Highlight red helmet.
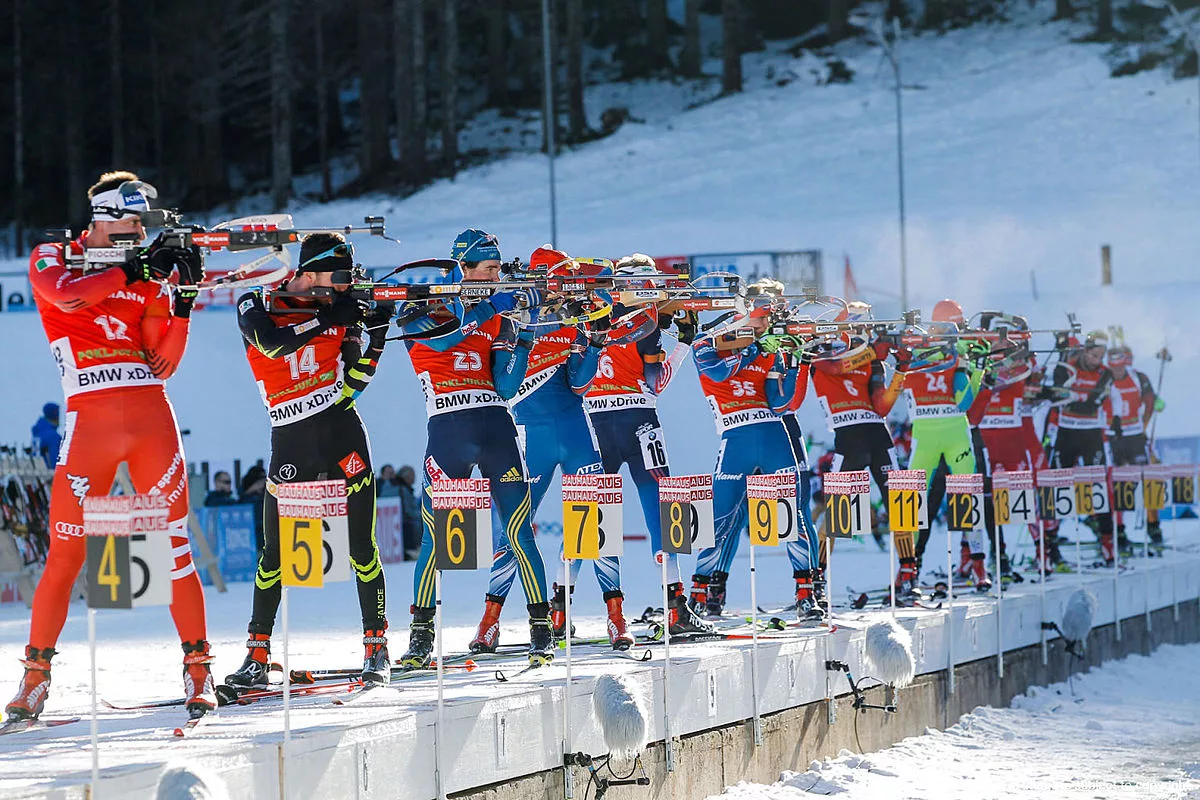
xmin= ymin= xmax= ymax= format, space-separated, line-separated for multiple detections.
xmin=931 ymin=299 xmax=964 ymax=325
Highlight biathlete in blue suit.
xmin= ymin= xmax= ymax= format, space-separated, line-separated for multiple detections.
xmin=468 ymin=247 xmax=634 ymax=652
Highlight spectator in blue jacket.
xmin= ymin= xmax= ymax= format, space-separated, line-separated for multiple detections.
xmin=31 ymin=403 xmax=61 ymax=468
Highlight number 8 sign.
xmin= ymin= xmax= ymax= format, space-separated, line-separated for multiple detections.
xmin=431 ymin=479 xmax=492 ymax=570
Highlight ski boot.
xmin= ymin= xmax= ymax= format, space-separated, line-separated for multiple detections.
xmin=687 ymin=575 xmax=710 ymax=618
xmin=1148 ymin=521 xmax=1165 ymax=556
xmin=605 ymin=592 xmax=635 ymax=651
xmin=362 ymin=629 xmax=390 ymax=686
xmin=955 ymin=540 xmax=972 ymax=581
xmin=999 ymin=555 xmax=1024 ymax=585
xmin=812 ymin=567 xmax=828 ymax=609
xmin=706 ymin=571 xmax=729 ymax=617
xmin=400 ymin=607 xmax=435 ymax=668
xmin=182 ymin=640 xmax=217 ymax=717
xmin=224 ymin=633 xmax=271 ymax=690
xmin=1099 ymin=533 xmax=1116 ymax=566
xmin=668 ymin=583 xmax=717 ymax=638
xmin=794 ymin=571 xmax=825 ymax=624
xmin=528 ymin=603 xmax=555 ymax=666
xmin=469 ymin=597 xmax=504 ymax=654
xmin=549 ymin=584 xmax=577 ymax=642
xmin=4 ymin=646 xmax=54 ymax=722
xmin=1116 ymin=525 xmax=1134 ymax=558
xmin=894 ymin=558 xmax=921 ymax=604
xmin=969 ymin=556 xmax=993 ymax=593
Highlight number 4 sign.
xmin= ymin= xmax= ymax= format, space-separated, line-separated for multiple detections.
xmin=823 ymin=471 xmax=871 ymax=538
xmin=431 ymin=479 xmax=492 ymax=570
xmin=84 ymin=495 xmax=173 ymax=609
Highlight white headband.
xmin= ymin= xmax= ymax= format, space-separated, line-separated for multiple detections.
xmin=90 ymin=180 xmax=156 ymax=222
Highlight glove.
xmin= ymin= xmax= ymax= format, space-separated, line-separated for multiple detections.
xmin=172 ymin=287 xmax=199 ymax=319
xmin=584 ymin=313 xmax=611 ymax=348
xmin=955 ymin=338 xmax=988 ymax=360
xmin=1154 ymin=397 xmax=1166 ymax=413
xmin=758 ymin=334 xmax=785 ymax=355
xmin=120 ymin=256 xmax=154 ymax=285
xmin=319 ymin=294 xmax=367 ymax=328
xmin=489 ymin=287 xmax=542 ymax=314
xmin=174 ymin=246 xmax=206 ymax=287
xmin=674 ymin=311 xmax=698 ymax=346
xmin=364 ymin=303 xmax=395 ymax=346
xmin=982 ymin=368 xmax=998 ymax=389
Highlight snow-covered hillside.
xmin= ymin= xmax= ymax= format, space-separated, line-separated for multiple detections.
xmin=1 ymin=9 xmax=1197 ymax=477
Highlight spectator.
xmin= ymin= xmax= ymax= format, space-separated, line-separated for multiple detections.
xmin=203 ymin=471 xmax=239 ymax=508
xmin=377 ymin=463 xmax=401 ymax=498
xmin=31 ymin=403 xmax=61 ymax=469
xmin=239 ymin=465 xmax=268 ymax=553
xmin=396 ymin=465 xmax=421 ymax=560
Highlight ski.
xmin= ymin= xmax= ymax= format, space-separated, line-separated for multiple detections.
xmin=0 ymin=717 xmax=81 ymax=736
xmin=849 ymin=591 xmax=943 ymax=612
xmin=494 ymin=661 xmax=554 ymax=682
xmin=757 ymin=603 xmax=797 ymax=616
xmin=290 ymin=656 xmax=489 ymax=685
xmin=213 ymin=680 xmax=362 ymax=708
xmin=172 ymin=710 xmax=212 ymax=738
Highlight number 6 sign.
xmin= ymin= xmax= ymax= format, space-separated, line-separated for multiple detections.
xmin=431 ymin=479 xmax=492 ymax=570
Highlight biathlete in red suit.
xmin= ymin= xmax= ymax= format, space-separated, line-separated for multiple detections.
xmin=7 ymin=171 xmax=214 ymax=722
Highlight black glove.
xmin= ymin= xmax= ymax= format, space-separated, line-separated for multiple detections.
xmin=364 ymin=303 xmax=395 ymax=346
xmin=174 ymin=246 xmax=205 ymax=287
xmin=120 ymin=236 xmax=169 ymax=285
xmin=319 ymin=294 xmax=367 ymax=328
xmin=585 ymin=313 xmax=611 ymax=348
xmin=674 ymin=311 xmax=698 ymax=346
xmin=172 ymin=287 xmax=199 ymax=319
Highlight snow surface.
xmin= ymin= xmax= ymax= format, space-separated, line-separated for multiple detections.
xmin=710 ymin=642 xmax=1200 ymax=800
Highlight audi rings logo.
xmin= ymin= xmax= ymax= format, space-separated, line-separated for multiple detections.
xmin=55 ymin=521 xmax=85 ymax=538
xmin=279 ymin=464 xmax=297 ymax=480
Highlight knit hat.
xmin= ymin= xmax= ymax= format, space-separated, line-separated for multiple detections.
xmin=451 ymin=229 xmax=502 ymax=263
xmin=298 ymin=233 xmax=353 ymax=273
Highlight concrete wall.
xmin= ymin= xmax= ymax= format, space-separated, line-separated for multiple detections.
xmin=462 ymin=600 xmax=1200 ymax=800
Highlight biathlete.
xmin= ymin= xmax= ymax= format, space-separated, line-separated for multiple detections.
xmin=8 ymin=171 xmax=215 ymax=721
xmin=401 ymin=230 xmax=554 ymax=666
xmin=583 ymin=254 xmax=713 ymax=637
xmin=225 ymin=233 xmax=392 ymax=690
xmin=687 ymin=288 xmax=822 ymax=621
xmin=468 ymin=247 xmax=632 ymax=652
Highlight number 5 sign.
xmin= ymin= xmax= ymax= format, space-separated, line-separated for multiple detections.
xmin=431 ymin=479 xmax=492 ymax=570
xmin=84 ymin=494 xmax=173 ymax=609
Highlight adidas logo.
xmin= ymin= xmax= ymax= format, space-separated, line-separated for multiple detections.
xmin=500 ymin=467 xmax=523 ymax=483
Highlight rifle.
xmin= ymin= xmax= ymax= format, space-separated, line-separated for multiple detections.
xmin=59 ymin=213 xmax=395 ymax=293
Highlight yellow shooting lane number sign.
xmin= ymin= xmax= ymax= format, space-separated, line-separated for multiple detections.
xmin=887 ymin=469 xmax=927 ymax=533
xmin=562 ymin=474 xmax=624 ymax=559
xmin=747 ymin=474 xmax=779 ymax=547
xmin=993 ymin=470 xmax=1036 ymax=526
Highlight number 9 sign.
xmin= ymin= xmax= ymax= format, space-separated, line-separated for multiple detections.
xmin=747 ymin=474 xmax=779 ymax=547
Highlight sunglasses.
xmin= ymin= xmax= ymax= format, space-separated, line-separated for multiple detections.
xmin=300 ymin=242 xmax=354 ymax=269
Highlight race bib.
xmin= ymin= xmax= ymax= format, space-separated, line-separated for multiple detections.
xmin=637 ymin=425 xmax=669 ymax=471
